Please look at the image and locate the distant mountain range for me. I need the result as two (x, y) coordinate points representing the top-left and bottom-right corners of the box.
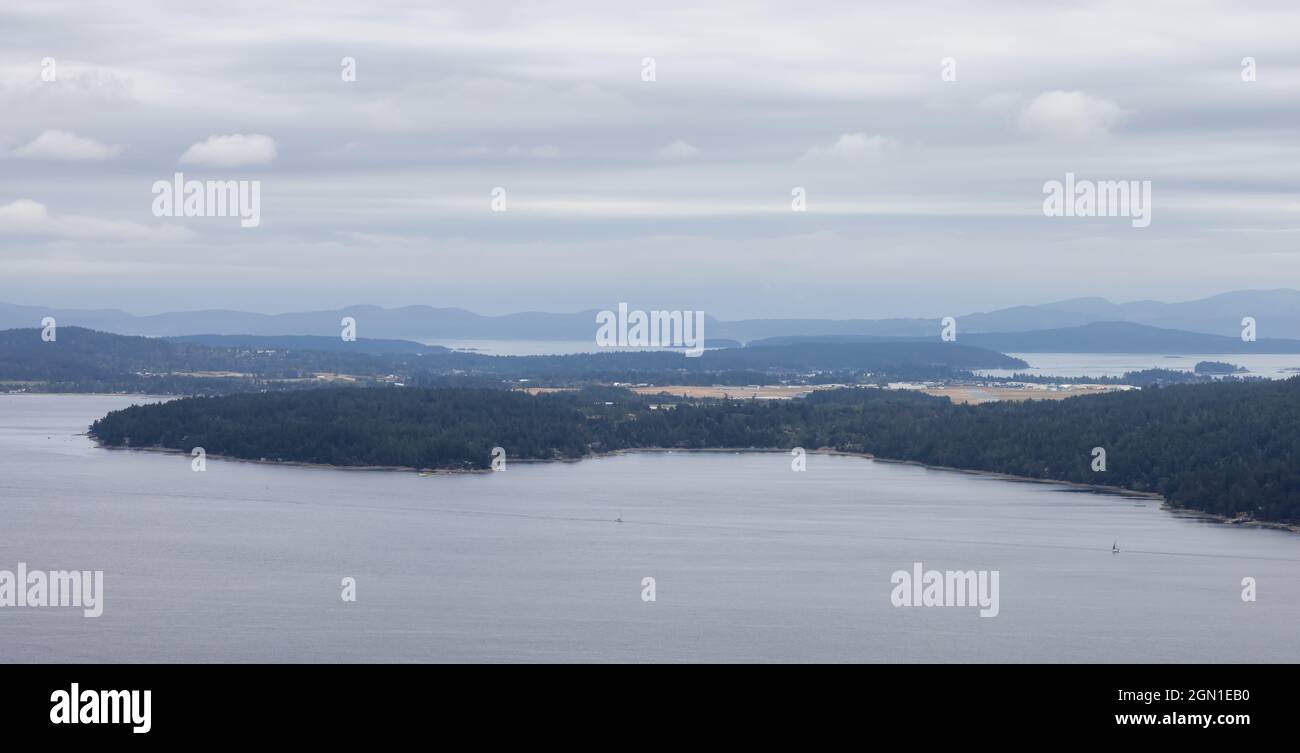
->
(2, 289), (1298, 344)
(717, 290), (1300, 341)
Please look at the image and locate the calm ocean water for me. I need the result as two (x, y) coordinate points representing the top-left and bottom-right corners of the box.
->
(1, 394), (1296, 663)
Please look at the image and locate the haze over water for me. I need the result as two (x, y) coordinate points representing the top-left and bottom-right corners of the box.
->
(2, 395), (1296, 663)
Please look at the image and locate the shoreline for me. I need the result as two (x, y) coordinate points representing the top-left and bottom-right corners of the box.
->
(88, 440), (1300, 534)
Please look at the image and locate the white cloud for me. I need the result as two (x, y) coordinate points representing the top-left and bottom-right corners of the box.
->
(1017, 91), (1125, 141)
(0, 199), (192, 242)
(10, 130), (123, 161)
(658, 140), (699, 159)
(802, 133), (893, 160)
(179, 134), (277, 166)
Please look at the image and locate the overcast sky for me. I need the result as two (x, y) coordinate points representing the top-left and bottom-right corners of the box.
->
(2, 0), (1299, 318)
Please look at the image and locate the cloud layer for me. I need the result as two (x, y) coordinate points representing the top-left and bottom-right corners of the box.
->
(1, 0), (1299, 317)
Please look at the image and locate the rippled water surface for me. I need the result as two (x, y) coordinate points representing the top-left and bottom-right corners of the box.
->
(2, 395), (1296, 663)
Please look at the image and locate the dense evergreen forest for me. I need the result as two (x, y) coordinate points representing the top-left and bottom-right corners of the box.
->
(90, 379), (1300, 524)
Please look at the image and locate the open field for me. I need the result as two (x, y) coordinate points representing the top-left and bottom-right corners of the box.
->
(628, 384), (1128, 403)
(629, 384), (822, 400)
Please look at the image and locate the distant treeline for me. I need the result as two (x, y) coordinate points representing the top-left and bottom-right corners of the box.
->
(90, 379), (1300, 524)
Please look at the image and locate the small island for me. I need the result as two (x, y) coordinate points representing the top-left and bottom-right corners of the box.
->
(1194, 360), (1247, 375)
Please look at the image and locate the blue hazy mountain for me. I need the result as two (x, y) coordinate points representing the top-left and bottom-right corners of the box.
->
(2, 289), (1298, 341)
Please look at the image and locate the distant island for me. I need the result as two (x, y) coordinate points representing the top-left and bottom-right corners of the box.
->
(0, 327), (1026, 394)
(3, 326), (1271, 397)
(89, 380), (1300, 525)
(1194, 360), (1247, 375)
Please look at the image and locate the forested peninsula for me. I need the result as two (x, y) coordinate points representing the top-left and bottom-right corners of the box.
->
(89, 379), (1300, 525)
